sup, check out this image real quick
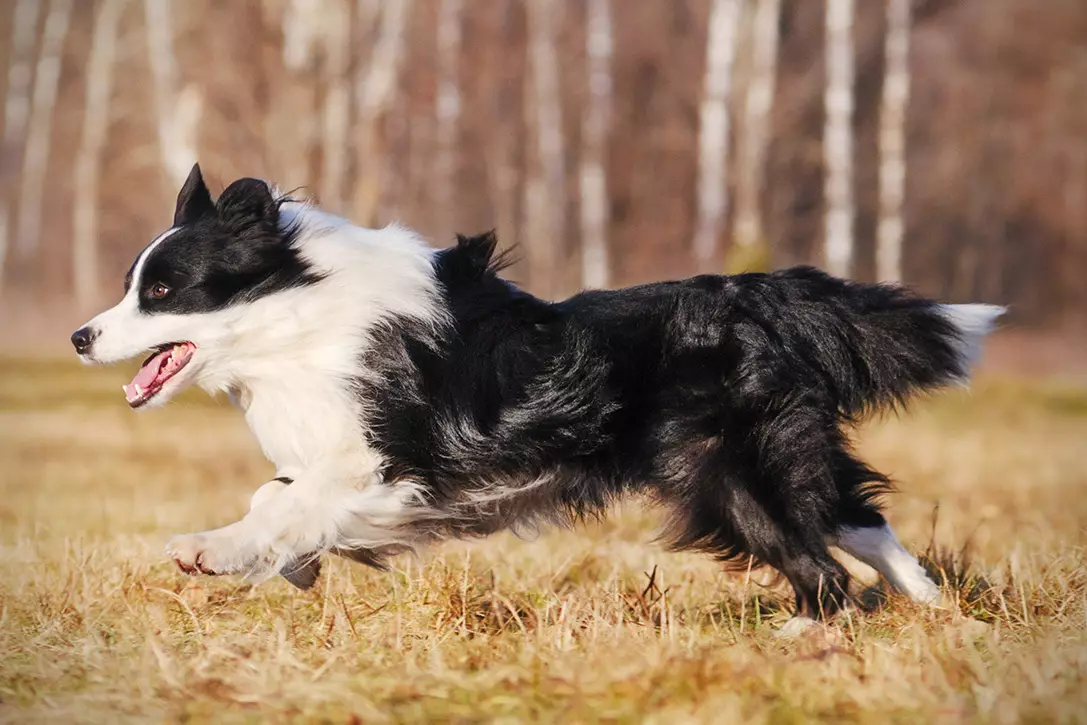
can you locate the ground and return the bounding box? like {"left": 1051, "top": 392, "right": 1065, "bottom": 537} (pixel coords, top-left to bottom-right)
{"left": 1, "top": 357, "right": 1086, "bottom": 724}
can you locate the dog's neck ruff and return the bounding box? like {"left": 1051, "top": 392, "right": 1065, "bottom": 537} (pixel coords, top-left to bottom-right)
{"left": 201, "top": 202, "right": 445, "bottom": 472}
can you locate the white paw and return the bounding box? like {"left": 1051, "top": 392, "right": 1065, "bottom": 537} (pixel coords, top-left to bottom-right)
{"left": 165, "top": 530, "right": 266, "bottom": 577}
{"left": 775, "top": 616, "right": 819, "bottom": 638}
{"left": 903, "top": 574, "right": 944, "bottom": 607}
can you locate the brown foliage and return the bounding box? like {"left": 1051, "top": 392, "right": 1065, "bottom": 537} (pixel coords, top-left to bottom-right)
{"left": 0, "top": 0, "right": 1083, "bottom": 328}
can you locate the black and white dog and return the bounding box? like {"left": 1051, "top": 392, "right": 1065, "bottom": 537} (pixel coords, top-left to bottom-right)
{"left": 72, "top": 165, "right": 1003, "bottom": 632}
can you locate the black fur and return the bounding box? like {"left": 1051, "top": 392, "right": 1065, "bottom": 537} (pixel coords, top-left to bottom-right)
{"left": 361, "top": 232, "right": 972, "bottom": 618}
{"left": 126, "top": 164, "right": 323, "bottom": 314}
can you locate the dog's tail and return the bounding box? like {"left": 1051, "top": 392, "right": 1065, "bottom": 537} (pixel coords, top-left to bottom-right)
{"left": 753, "top": 267, "right": 1006, "bottom": 418}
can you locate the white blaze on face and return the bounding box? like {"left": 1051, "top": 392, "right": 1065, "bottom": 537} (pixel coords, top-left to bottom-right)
{"left": 78, "top": 228, "right": 179, "bottom": 364}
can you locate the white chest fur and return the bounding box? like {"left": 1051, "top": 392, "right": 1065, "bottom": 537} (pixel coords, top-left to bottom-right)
{"left": 235, "top": 367, "right": 367, "bottom": 471}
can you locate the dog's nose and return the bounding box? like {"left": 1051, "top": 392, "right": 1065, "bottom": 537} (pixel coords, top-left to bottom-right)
{"left": 70, "top": 326, "right": 97, "bottom": 355}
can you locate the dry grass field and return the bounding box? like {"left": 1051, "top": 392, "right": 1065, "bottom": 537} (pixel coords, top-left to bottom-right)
{"left": 1, "top": 356, "right": 1086, "bottom": 724}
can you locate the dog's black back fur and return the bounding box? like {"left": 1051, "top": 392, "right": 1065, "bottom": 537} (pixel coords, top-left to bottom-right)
{"left": 362, "top": 232, "right": 967, "bottom": 617}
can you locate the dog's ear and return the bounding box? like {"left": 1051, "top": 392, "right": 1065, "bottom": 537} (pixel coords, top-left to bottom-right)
{"left": 454, "top": 231, "right": 501, "bottom": 278}
{"left": 216, "top": 177, "right": 280, "bottom": 238}
{"left": 174, "top": 163, "right": 215, "bottom": 226}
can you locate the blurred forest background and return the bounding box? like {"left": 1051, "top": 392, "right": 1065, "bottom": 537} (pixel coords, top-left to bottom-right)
{"left": 0, "top": 0, "right": 1085, "bottom": 349}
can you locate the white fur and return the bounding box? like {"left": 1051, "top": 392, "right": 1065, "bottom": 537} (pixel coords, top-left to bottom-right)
{"left": 836, "top": 524, "right": 942, "bottom": 605}
{"left": 939, "top": 303, "right": 1006, "bottom": 380}
{"left": 81, "top": 199, "right": 447, "bottom": 580}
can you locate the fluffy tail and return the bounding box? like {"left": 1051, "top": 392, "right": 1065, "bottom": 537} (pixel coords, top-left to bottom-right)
{"left": 938, "top": 303, "right": 1007, "bottom": 375}
{"left": 757, "top": 268, "right": 1006, "bottom": 418}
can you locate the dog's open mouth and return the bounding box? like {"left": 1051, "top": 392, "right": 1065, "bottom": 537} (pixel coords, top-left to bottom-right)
{"left": 123, "top": 342, "right": 196, "bottom": 408}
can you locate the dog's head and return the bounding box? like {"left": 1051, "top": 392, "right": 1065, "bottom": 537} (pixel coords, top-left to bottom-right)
{"left": 71, "top": 164, "right": 320, "bottom": 408}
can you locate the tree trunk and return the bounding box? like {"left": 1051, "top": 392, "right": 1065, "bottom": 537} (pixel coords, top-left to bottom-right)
{"left": 823, "top": 0, "right": 855, "bottom": 278}
{"left": 144, "top": 0, "right": 201, "bottom": 188}
{"left": 693, "top": 0, "right": 742, "bottom": 264}
{"left": 875, "top": 0, "right": 911, "bottom": 283}
{"left": 0, "top": 0, "right": 42, "bottom": 294}
{"left": 267, "top": 0, "right": 321, "bottom": 189}
{"left": 352, "top": 0, "right": 410, "bottom": 227}
{"left": 482, "top": 0, "right": 524, "bottom": 266}
{"left": 435, "top": 0, "right": 462, "bottom": 224}
{"left": 73, "top": 0, "right": 125, "bottom": 309}
{"left": 524, "top": 0, "right": 565, "bottom": 298}
{"left": 16, "top": 0, "right": 72, "bottom": 259}
{"left": 318, "top": 0, "right": 351, "bottom": 212}
{"left": 734, "top": 0, "right": 782, "bottom": 254}
{"left": 579, "top": 0, "right": 612, "bottom": 290}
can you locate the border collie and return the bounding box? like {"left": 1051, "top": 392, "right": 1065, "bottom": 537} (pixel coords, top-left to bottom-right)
{"left": 72, "top": 165, "right": 1004, "bottom": 633}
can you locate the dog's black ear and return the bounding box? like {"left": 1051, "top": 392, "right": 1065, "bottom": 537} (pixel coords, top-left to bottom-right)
{"left": 216, "top": 177, "right": 280, "bottom": 238}
{"left": 454, "top": 231, "right": 500, "bottom": 276}
{"left": 174, "top": 163, "right": 215, "bottom": 226}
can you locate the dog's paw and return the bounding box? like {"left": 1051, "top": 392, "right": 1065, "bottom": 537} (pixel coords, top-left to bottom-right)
{"left": 908, "top": 577, "right": 945, "bottom": 608}
{"left": 774, "top": 616, "right": 819, "bottom": 639}
{"left": 280, "top": 557, "right": 321, "bottom": 590}
{"left": 166, "top": 532, "right": 221, "bottom": 575}
{"left": 165, "top": 531, "right": 256, "bottom": 576}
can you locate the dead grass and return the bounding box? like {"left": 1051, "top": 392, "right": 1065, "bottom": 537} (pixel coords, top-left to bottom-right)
{"left": 1, "top": 358, "right": 1086, "bottom": 724}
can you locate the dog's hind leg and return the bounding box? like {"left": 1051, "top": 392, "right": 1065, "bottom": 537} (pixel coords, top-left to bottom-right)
{"left": 830, "top": 449, "right": 943, "bottom": 606}
{"left": 725, "top": 402, "right": 856, "bottom": 631}
{"left": 835, "top": 521, "right": 941, "bottom": 605}
{"left": 658, "top": 466, "right": 851, "bottom": 633}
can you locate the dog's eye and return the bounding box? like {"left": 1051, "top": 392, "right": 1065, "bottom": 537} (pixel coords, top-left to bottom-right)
{"left": 149, "top": 283, "right": 170, "bottom": 299}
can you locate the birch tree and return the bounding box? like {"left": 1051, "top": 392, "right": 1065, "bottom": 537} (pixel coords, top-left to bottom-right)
{"left": 318, "top": 0, "right": 351, "bottom": 212}
{"left": 16, "top": 0, "right": 72, "bottom": 259}
{"left": 73, "top": 0, "right": 125, "bottom": 308}
{"left": 734, "top": 0, "right": 782, "bottom": 255}
{"left": 145, "top": 0, "right": 201, "bottom": 187}
{"left": 693, "top": 0, "right": 742, "bottom": 264}
{"left": 0, "top": 0, "right": 42, "bottom": 292}
{"left": 482, "top": 0, "right": 523, "bottom": 260}
{"left": 823, "top": 0, "right": 855, "bottom": 278}
{"left": 352, "top": 0, "right": 411, "bottom": 226}
{"left": 579, "top": 0, "right": 613, "bottom": 289}
{"left": 876, "top": 0, "right": 911, "bottom": 283}
{"left": 524, "top": 0, "right": 565, "bottom": 296}
{"left": 435, "top": 0, "right": 463, "bottom": 221}
{"left": 268, "top": 0, "right": 322, "bottom": 189}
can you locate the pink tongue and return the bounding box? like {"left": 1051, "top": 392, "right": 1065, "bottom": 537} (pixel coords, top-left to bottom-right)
{"left": 124, "top": 349, "right": 172, "bottom": 401}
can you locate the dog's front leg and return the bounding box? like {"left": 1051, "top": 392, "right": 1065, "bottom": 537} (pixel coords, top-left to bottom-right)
{"left": 248, "top": 476, "right": 323, "bottom": 590}
{"left": 165, "top": 460, "right": 425, "bottom": 583}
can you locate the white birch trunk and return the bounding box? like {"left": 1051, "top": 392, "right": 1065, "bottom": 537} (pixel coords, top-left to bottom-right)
{"left": 356, "top": 0, "right": 381, "bottom": 29}
{"left": 434, "top": 0, "right": 462, "bottom": 220}
{"left": 352, "top": 0, "right": 410, "bottom": 225}
{"left": 734, "top": 0, "right": 782, "bottom": 251}
{"left": 876, "top": 0, "right": 911, "bottom": 283}
{"left": 823, "top": 0, "right": 855, "bottom": 278}
{"left": 15, "top": 0, "right": 72, "bottom": 258}
{"left": 145, "top": 0, "right": 201, "bottom": 188}
{"left": 0, "top": 0, "right": 42, "bottom": 292}
{"left": 282, "top": 0, "right": 321, "bottom": 71}
{"left": 73, "top": 0, "right": 125, "bottom": 308}
{"left": 525, "top": 0, "right": 565, "bottom": 297}
{"left": 579, "top": 0, "right": 612, "bottom": 289}
{"left": 482, "top": 0, "right": 521, "bottom": 259}
{"left": 693, "top": 0, "right": 742, "bottom": 263}
{"left": 318, "top": 0, "right": 351, "bottom": 211}
{"left": 274, "top": 0, "right": 323, "bottom": 187}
